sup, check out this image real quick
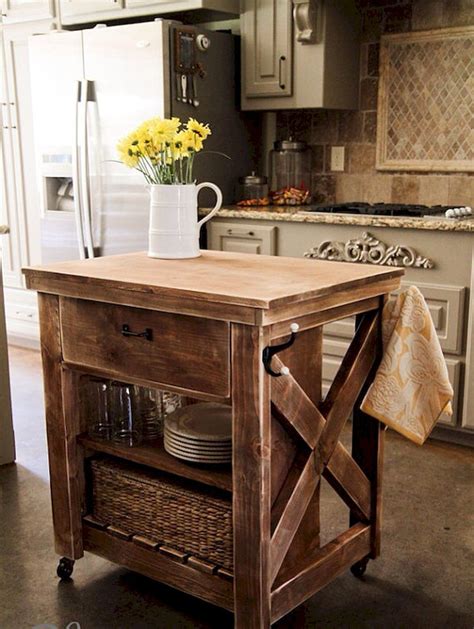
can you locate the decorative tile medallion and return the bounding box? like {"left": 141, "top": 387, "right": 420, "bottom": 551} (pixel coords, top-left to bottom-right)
{"left": 376, "top": 26, "right": 474, "bottom": 172}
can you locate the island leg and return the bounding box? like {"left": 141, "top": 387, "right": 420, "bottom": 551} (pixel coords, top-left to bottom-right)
{"left": 350, "top": 301, "right": 386, "bottom": 575}
{"left": 38, "top": 294, "right": 84, "bottom": 564}
{"left": 232, "top": 323, "right": 272, "bottom": 628}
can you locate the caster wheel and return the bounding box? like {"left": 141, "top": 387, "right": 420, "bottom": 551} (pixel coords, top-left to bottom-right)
{"left": 57, "top": 557, "right": 75, "bottom": 581}
{"left": 350, "top": 558, "right": 369, "bottom": 578}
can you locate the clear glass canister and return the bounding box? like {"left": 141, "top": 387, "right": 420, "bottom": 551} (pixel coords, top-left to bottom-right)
{"left": 236, "top": 172, "right": 269, "bottom": 206}
{"left": 270, "top": 139, "right": 312, "bottom": 205}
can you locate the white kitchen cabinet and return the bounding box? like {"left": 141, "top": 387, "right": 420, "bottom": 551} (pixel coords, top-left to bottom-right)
{"left": 0, "top": 252, "right": 15, "bottom": 465}
{"left": 124, "top": 0, "right": 164, "bottom": 5}
{"left": 0, "top": 0, "right": 54, "bottom": 23}
{"left": 0, "top": 30, "right": 23, "bottom": 291}
{"left": 0, "top": 19, "right": 53, "bottom": 345}
{"left": 241, "top": 0, "right": 293, "bottom": 98}
{"left": 58, "top": 0, "right": 122, "bottom": 20}
{"left": 59, "top": 0, "right": 239, "bottom": 23}
{"left": 208, "top": 221, "right": 277, "bottom": 255}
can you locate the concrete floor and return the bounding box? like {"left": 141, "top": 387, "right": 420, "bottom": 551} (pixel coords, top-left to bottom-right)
{"left": 1, "top": 346, "right": 473, "bottom": 629}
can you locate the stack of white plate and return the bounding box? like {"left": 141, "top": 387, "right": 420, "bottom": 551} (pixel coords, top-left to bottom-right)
{"left": 163, "top": 403, "right": 232, "bottom": 464}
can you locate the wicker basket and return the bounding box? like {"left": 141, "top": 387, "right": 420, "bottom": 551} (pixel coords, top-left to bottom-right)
{"left": 89, "top": 456, "right": 233, "bottom": 570}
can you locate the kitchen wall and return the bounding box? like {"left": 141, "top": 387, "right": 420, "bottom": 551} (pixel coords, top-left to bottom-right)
{"left": 276, "top": 0, "right": 474, "bottom": 205}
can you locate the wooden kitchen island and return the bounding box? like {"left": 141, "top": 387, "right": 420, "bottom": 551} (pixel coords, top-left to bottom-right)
{"left": 24, "top": 250, "right": 403, "bottom": 628}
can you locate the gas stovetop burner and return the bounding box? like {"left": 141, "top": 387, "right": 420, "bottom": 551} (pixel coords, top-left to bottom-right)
{"left": 303, "top": 202, "right": 472, "bottom": 218}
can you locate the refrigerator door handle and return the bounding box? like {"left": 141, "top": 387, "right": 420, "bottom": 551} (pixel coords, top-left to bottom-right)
{"left": 80, "top": 78, "right": 95, "bottom": 259}
{"left": 73, "top": 80, "right": 87, "bottom": 260}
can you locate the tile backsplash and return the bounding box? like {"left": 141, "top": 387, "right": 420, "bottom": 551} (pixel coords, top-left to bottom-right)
{"left": 275, "top": 0, "right": 474, "bottom": 206}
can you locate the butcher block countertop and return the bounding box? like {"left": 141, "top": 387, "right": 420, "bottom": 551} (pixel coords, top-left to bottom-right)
{"left": 23, "top": 250, "right": 403, "bottom": 325}
{"left": 199, "top": 206, "right": 474, "bottom": 232}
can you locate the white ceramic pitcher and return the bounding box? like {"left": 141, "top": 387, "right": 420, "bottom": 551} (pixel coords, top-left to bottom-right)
{"left": 148, "top": 183, "right": 223, "bottom": 259}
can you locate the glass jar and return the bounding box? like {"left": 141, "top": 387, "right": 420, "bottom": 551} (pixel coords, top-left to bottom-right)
{"left": 85, "top": 377, "right": 113, "bottom": 440}
{"left": 134, "top": 386, "right": 162, "bottom": 441}
{"left": 236, "top": 172, "right": 269, "bottom": 207}
{"left": 110, "top": 381, "right": 142, "bottom": 447}
{"left": 269, "top": 139, "right": 312, "bottom": 205}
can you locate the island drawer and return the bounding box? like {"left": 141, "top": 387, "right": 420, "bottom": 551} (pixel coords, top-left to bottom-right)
{"left": 60, "top": 297, "right": 230, "bottom": 397}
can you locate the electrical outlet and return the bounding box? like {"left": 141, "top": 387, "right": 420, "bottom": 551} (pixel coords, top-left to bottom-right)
{"left": 330, "top": 146, "right": 345, "bottom": 172}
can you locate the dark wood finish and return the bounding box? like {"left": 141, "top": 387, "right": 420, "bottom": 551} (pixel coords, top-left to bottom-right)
{"left": 271, "top": 524, "right": 371, "bottom": 623}
{"left": 74, "top": 366, "right": 229, "bottom": 404}
{"left": 269, "top": 297, "right": 379, "bottom": 339}
{"left": 260, "top": 278, "right": 400, "bottom": 326}
{"left": 83, "top": 524, "right": 234, "bottom": 612}
{"left": 232, "top": 324, "right": 272, "bottom": 628}
{"left": 24, "top": 250, "right": 404, "bottom": 325}
{"left": 351, "top": 305, "right": 386, "bottom": 559}
{"left": 107, "top": 525, "right": 132, "bottom": 540}
{"left": 159, "top": 546, "right": 189, "bottom": 563}
{"left": 271, "top": 327, "right": 322, "bottom": 582}
{"left": 270, "top": 452, "right": 319, "bottom": 584}
{"left": 271, "top": 363, "right": 372, "bottom": 521}
{"left": 82, "top": 514, "right": 107, "bottom": 530}
{"left": 60, "top": 368, "right": 86, "bottom": 557}
{"left": 60, "top": 297, "right": 230, "bottom": 398}
{"left": 29, "top": 250, "right": 402, "bottom": 628}
{"left": 271, "top": 368, "right": 326, "bottom": 448}
{"left": 38, "top": 294, "right": 84, "bottom": 560}
{"left": 217, "top": 567, "right": 234, "bottom": 581}
{"left": 187, "top": 556, "right": 218, "bottom": 575}
{"left": 78, "top": 434, "right": 232, "bottom": 493}
{"left": 132, "top": 535, "right": 161, "bottom": 551}
{"left": 318, "top": 311, "right": 378, "bottom": 464}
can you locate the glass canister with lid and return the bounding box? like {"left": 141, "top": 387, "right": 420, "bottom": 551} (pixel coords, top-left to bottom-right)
{"left": 269, "top": 139, "right": 312, "bottom": 205}
{"left": 236, "top": 172, "right": 269, "bottom": 207}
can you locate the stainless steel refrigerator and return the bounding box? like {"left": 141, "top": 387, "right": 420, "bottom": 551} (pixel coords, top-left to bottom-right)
{"left": 29, "top": 20, "right": 256, "bottom": 262}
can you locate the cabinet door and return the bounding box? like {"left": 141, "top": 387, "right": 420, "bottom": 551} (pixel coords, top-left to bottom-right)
{"left": 208, "top": 222, "right": 277, "bottom": 255}
{"left": 0, "top": 31, "right": 23, "bottom": 289}
{"left": 0, "top": 21, "right": 54, "bottom": 290}
{"left": 242, "top": 0, "right": 292, "bottom": 97}
{"left": 125, "top": 0, "right": 163, "bottom": 5}
{"left": 59, "top": 0, "right": 121, "bottom": 19}
{"left": 0, "top": 0, "right": 54, "bottom": 23}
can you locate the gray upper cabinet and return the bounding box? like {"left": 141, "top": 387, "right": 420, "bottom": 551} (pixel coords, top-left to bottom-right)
{"left": 242, "top": 0, "right": 361, "bottom": 110}
{"left": 241, "top": 0, "right": 293, "bottom": 98}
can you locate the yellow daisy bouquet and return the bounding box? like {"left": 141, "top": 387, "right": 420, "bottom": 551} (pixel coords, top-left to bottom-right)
{"left": 117, "top": 116, "right": 211, "bottom": 185}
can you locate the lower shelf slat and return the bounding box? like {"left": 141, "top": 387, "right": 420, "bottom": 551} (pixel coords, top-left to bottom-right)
{"left": 83, "top": 523, "right": 234, "bottom": 612}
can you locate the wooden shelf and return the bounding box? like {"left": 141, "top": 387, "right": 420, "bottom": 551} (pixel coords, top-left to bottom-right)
{"left": 83, "top": 522, "right": 234, "bottom": 612}
{"left": 78, "top": 434, "right": 232, "bottom": 493}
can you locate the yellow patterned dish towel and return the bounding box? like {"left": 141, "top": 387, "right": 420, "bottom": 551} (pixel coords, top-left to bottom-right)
{"left": 361, "top": 286, "right": 453, "bottom": 445}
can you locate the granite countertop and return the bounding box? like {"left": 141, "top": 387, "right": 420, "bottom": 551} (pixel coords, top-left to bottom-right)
{"left": 0, "top": 225, "right": 9, "bottom": 234}
{"left": 199, "top": 206, "right": 474, "bottom": 232}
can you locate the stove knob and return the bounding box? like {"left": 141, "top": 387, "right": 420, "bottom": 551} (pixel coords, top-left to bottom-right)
{"left": 196, "top": 35, "right": 211, "bottom": 51}
{"left": 454, "top": 207, "right": 463, "bottom": 217}
{"left": 465, "top": 206, "right": 472, "bottom": 215}
{"left": 445, "top": 208, "right": 455, "bottom": 218}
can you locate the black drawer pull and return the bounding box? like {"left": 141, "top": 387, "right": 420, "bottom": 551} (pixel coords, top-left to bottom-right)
{"left": 121, "top": 324, "right": 153, "bottom": 341}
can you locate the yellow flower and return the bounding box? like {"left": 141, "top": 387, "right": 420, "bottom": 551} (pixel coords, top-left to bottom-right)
{"left": 116, "top": 130, "right": 144, "bottom": 168}
{"left": 148, "top": 116, "right": 181, "bottom": 146}
{"left": 186, "top": 118, "right": 211, "bottom": 141}
{"left": 174, "top": 129, "right": 203, "bottom": 156}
